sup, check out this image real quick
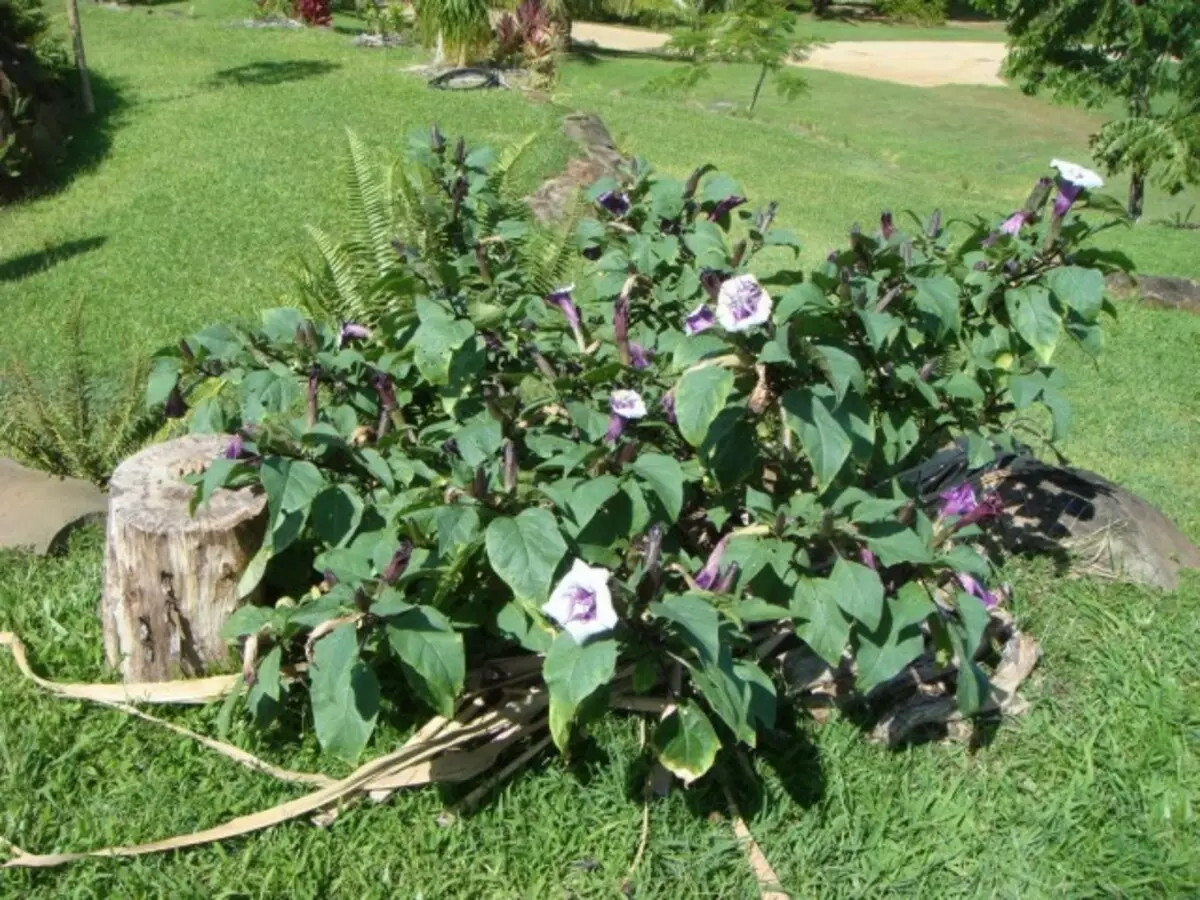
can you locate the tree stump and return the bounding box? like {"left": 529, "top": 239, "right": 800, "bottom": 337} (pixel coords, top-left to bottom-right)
{"left": 102, "top": 435, "right": 268, "bottom": 682}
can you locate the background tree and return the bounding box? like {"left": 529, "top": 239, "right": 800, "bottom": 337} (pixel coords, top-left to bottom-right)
{"left": 986, "top": 0, "right": 1200, "bottom": 219}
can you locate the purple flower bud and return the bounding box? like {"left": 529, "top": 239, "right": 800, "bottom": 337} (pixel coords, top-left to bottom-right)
{"left": 431, "top": 124, "right": 445, "bottom": 156}
{"left": 708, "top": 195, "right": 747, "bottom": 222}
{"left": 546, "top": 285, "right": 586, "bottom": 350}
{"left": 596, "top": 190, "right": 631, "bottom": 217}
{"left": 224, "top": 433, "right": 245, "bottom": 460}
{"left": 900, "top": 240, "right": 913, "bottom": 267}
{"left": 730, "top": 240, "right": 747, "bottom": 268}
{"left": 178, "top": 340, "right": 195, "bottom": 364}
{"left": 919, "top": 358, "right": 938, "bottom": 382}
{"left": 926, "top": 209, "right": 943, "bottom": 238}
{"left": 164, "top": 384, "right": 187, "bottom": 419}
{"left": 613, "top": 294, "right": 631, "bottom": 366}
{"left": 339, "top": 322, "right": 371, "bottom": 346}
{"left": 999, "top": 210, "right": 1030, "bottom": 236}
{"left": 755, "top": 201, "right": 779, "bottom": 234}
{"left": 1052, "top": 183, "right": 1083, "bottom": 219}
{"left": 661, "top": 391, "right": 676, "bottom": 424}
{"left": 683, "top": 164, "right": 714, "bottom": 200}
{"left": 956, "top": 571, "right": 999, "bottom": 609}
{"left": 643, "top": 523, "right": 664, "bottom": 574}
{"left": 442, "top": 438, "right": 459, "bottom": 457}
{"left": 604, "top": 413, "right": 627, "bottom": 443}
{"left": 685, "top": 304, "right": 716, "bottom": 335}
{"left": 582, "top": 245, "right": 602, "bottom": 261}
{"left": 880, "top": 210, "right": 896, "bottom": 240}
{"left": 382, "top": 539, "right": 413, "bottom": 585}
{"left": 471, "top": 466, "right": 489, "bottom": 500}
{"left": 713, "top": 562, "right": 740, "bottom": 594}
{"left": 321, "top": 569, "right": 338, "bottom": 589}
{"left": 695, "top": 535, "right": 730, "bottom": 590}
{"left": 453, "top": 136, "right": 466, "bottom": 166}
{"left": 859, "top": 547, "right": 878, "bottom": 570}
{"left": 699, "top": 268, "right": 724, "bottom": 301}
{"left": 629, "top": 342, "right": 653, "bottom": 370}
{"left": 616, "top": 439, "right": 639, "bottom": 467}
{"left": 1022, "top": 177, "right": 1053, "bottom": 216}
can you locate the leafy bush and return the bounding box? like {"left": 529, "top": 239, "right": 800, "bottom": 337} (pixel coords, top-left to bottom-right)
{"left": 492, "top": 0, "right": 559, "bottom": 86}
{"left": 364, "top": 0, "right": 413, "bottom": 38}
{"left": 877, "top": 0, "right": 948, "bottom": 24}
{"left": 415, "top": 0, "right": 492, "bottom": 65}
{"left": 149, "top": 129, "right": 1126, "bottom": 773}
{"left": 0, "top": 0, "right": 74, "bottom": 194}
{"left": 295, "top": 0, "right": 334, "bottom": 25}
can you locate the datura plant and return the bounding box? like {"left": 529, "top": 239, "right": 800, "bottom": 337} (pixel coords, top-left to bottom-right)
{"left": 148, "top": 131, "right": 1127, "bottom": 779}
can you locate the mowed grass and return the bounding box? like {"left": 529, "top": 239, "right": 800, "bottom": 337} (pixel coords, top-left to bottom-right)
{"left": 1, "top": 2, "right": 1198, "bottom": 896}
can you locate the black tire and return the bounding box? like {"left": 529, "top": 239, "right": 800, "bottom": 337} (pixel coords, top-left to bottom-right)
{"left": 428, "top": 68, "right": 502, "bottom": 90}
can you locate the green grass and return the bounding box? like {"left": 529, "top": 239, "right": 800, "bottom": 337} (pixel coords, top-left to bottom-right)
{"left": 1, "top": 2, "right": 1198, "bottom": 895}
{"left": 798, "top": 13, "right": 1006, "bottom": 43}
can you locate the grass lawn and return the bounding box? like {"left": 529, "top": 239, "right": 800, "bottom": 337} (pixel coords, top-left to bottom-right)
{"left": 1, "top": 2, "right": 1198, "bottom": 896}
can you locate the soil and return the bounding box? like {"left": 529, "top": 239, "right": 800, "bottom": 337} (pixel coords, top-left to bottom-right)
{"left": 570, "top": 22, "right": 1006, "bottom": 88}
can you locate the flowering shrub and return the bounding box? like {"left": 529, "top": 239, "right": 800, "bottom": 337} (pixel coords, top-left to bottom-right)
{"left": 294, "top": 0, "right": 332, "bottom": 26}
{"left": 491, "top": 0, "right": 558, "bottom": 87}
{"left": 148, "top": 132, "right": 1126, "bottom": 776}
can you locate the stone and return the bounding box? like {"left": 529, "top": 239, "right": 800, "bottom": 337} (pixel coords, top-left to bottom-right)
{"left": 1105, "top": 271, "right": 1200, "bottom": 314}
{"left": 526, "top": 112, "right": 632, "bottom": 225}
{"left": 0, "top": 457, "right": 108, "bottom": 555}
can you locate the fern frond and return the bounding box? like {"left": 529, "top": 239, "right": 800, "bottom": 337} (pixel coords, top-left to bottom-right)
{"left": 304, "top": 225, "right": 372, "bottom": 324}
{"left": 489, "top": 131, "right": 539, "bottom": 202}
{"left": 520, "top": 189, "right": 585, "bottom": 296}
{"left": 344, "top": 128, "right": 398, "bottom": 273}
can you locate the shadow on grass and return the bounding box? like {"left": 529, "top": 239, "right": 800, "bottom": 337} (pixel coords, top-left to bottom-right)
{"left": 207, "top": 60, "right": 342, "bottom": 88}
{"left": 0, "top": 236, "right": 108, "bottom": 283}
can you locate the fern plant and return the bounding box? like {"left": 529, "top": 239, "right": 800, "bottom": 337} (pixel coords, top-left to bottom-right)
{"left": 0, "top": 299, "right": 165, "bottom": 487}
{"left": 299, "top": 128, "right": 582, "bottom": 328}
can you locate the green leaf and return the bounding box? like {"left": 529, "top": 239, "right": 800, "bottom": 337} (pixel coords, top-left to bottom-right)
{"left": 485, "top": 508, "right": 567, "bottom": 602}
{"left": 675, "top": 365, "right": 735, "bottom": 447}
{"left": 1045, "top": 265, "right": 1104, "bottom": 322}
{"left": 941, "top": 373, "right": 985, "bottom": 405}
{"left": 411, "top": 298, "right": 475, "bottom": 385}
{"left": 863, "top": 522, "right": 934, "bottom": 567}
{"left": 496, "top": 600, "right": 553, "bottom": 653}
{"left": 261, "top": 458, "right": 327, "bottom": 518}
{"left": 652, "top": 702, "right": 720, "bottom": 786}
{"left": 909, "top": 275, "right": 961, "bottom": 336}
{"left": 246, "top": 645, "right": 282, "bottom": 728}
{"left": 543, "top": 634, "right": 619, "bottom": 751}
{"left": 813, "top": 344, "right": 866, "bottom": 403}
{"left": 651, "top": 593, "right": 720, "bottom": 667}
{"left": 857, "top": 308, "right": 900, "bottom": 351}
{"left": 386, "top": 606, "right": 465, "bottom": 718}
{"left": 220, "top": 605, "right": 276, "bottom": 641}
{"left": 567, "top": 475, "right": 621, "bottom": 530}
{"left": 456, "top": 418, "right": 504, "bottom": 468}
{"left": 689, "top": 646, "right": 758, "bottom": 746}
{"left": 853, "top": 583, "right": 934, "bottom": 692}
{"left": 309, "top": 623, "right": 379, "bottom": 761}
{"left": 828, "top": 557, "right": 885, "bottom": 631}
{"left": 629, "top": 453, "right": 686, "bottom": 523}
{"left": 359, "top": 448, "right": 395, "bottom": 490}
{"left": 1006, "top": 286, "right": 1061, "bottom": 365}
{"left": 781, "top": 386, "right": 851, "bottom": 488}
{"left": 791, "top": 578, "right": 850, "bottom": 666}
{"left": 314, "top": 545, "right": 376, "bottom": 584}
{"left": 775, "top": 282, "right": 831, "bottom": 323}
{"left": 566, "top": 400, "right": 611, "bottom": 444}
{"left": 260, "top": 307, "right": 306, "bottom": 344}
{"left": 956, "top": 590, "right": 991, "bottom": 660}
{"left": 434, "top": 505, "right": 482, "bottom": 557}
{"left": 146, "top": 358, "right": 180, "bottom": 408}
{"left": 312, "top": 485, "right": 363, "bottom": 548}
{"left": 939, "top": 543, "right": 990, "bottom": 577}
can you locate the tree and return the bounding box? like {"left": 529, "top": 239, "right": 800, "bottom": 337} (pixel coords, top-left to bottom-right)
{"left": 989, "top": 0, "right": 1200, "bottom": 219}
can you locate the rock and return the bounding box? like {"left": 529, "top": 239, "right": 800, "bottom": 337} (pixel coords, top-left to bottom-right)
{"left": 526, "top": 112, "right": 632, "bottom": 225}
{"left": 0, "top": 458, "right": 108, "bottom": 554}
{"left": 1105, "top": 272, "right": 1200, "bottom": 314}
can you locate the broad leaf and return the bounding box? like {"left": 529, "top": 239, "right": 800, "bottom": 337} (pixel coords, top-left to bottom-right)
{"left": 828, "top": 557, "right": 885, "bottom": 631}
{"left": 1046, "top": 265, "right": 1104, "bottom": 322}
{"left": 434, "top": 505, "right": 482, "bottom": 557}
{"left": 485, "top": 508, "right": 567, "bottom": 602}
{"left": 813, "top": 344, "right": 866, "bottom": 403}
{"left": 543, "top": 634, "right": 619, "bottom": 751}
{"left": 386, "top": 606, "right": 465, "bottom": 718}
{"left": 1006, "top": 286, "right": 1061, "bottom": 365}
{"left": 650, "top": 594, "right": 720, "bottom": 666}
{"left": 246, "top": 645, "right": 282, "bottom": 728}
{"left": 863, "top": 522, "right": 934, "bottom": 567}
{"left": 909, "top": 275, "right": 961, "bottom": 335}
{"left": 791, "top": 578, "right": 851, "bottom": 666}
{"left": 312, "top": 484, "right": 363, "bottom": 548}
{"left": 675, "top": 365, "right": 736, "bottom": 448}
{"left": 652, "top": 702, "right": 720, "bottom": 786}
{"left": 309, "top": 623, "right": 379, "bottom": 761}
{"left": 781, "top": 386, "right": 852, "bottom": 488}
{"left": 853, "top": 583, "right": 934, "bottom": 692}
{"left": 567, "top": 475, "right": 621, "bottom": 530}
{"left": 629, "top": 453, "right": 686, "bottom": 523}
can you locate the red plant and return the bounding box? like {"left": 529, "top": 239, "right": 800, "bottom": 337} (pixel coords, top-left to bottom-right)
{"left": 494, "top": 13, "right": 524, "bottom": 61}
{"left": 294, "top": 0, "right": 332, "bottom": 26}
{"left": 514, "top": 0, "right": 549, "bottom": 41}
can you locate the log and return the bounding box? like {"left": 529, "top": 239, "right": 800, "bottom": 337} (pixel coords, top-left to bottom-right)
{"left": 102, "top": 435, "right": 267, "bottom": 682}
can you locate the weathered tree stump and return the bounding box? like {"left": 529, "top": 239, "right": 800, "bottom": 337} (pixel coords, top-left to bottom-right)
{"left": 102, "top": 435, "right": 267, "bottom": 682}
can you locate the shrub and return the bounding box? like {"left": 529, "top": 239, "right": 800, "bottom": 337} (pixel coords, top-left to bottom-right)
{"left": 149, "top": 129, "right": 1127, "bottom": 771}
{"left": 364, "top": 0, "right": 413, "bottom": 37}
{"left": 877, "top": 0, "right": 948, "bottom": 25}
{"left": 295, "top": 0, "right": 333, "bottom": 25}
{"left": 0, "top": 0, "right": 74, "bottom": 195}
{"left": 492, "top": 0, "right": 559, "bottom": 86}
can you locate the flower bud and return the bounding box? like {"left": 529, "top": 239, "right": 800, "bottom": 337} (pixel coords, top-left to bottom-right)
{"left": 164, "top": 383, "right": 187, "bottom": 419}
{"left": 431, "top": 124, "right": 446, "bottom": 156}
{"left": 503, "top": 439, "right": 517, "bottom": 492}
{"left": 382, "top": 539, "right": 413, "bottom": 585}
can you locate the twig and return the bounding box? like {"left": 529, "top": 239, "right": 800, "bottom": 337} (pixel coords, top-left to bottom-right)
{"left": 720, "top": 776, "right": 787, "bottom": 900}
{"left": 453, "top": 729, "right": 551, "bottom": 815}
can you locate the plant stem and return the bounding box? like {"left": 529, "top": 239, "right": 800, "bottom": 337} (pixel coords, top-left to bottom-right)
{"left": 748, "top": 64, "right": 768, "bottom": 114}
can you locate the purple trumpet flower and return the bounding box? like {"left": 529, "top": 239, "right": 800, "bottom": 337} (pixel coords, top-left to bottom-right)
{"left": 339, "top": 322, "right": 371, "bottom": 347}
{"left": 880, "top": 210, "right": 896, "bottom": 240}
{"left": 685, "top": 304, "right": 716, "bottom": 335}
{"left": 695, "top": 535, "right": 731, "bottom": 590}
{"left": 546, "top": 284, "right": 586, "bottom": 351}
{"left": 596, "top": 190, "right": 631, "bottom": 217}
{"left": 224, "top": 433, "right": 246, "bottom": 460}
{"left": 708, "top": 195, "right": 747, "bottom": 222}
{"left": 1050, "top": 159, "right": 1104, "bottom": 220}
{"left": 630, "top": 342, "right": 652, "bottom": 370}
{"left": 938, "top": 482, "right": 1003, "bottom": 528}
{"left": 716, "top": 274, "right": 772, "bottom": 332}
{"left": 983, "top": 210, "right": 1031, "bottom": 248}
{"left": 605, "top": 390, "right": 647, "bottom": 443}
{"left": 956, "top": 572, "right": 999, "bottom": 609}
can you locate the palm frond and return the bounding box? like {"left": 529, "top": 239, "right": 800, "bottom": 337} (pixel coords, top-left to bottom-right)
{"left": 1091, "top": 115, "right": 1200, "bottom": 194}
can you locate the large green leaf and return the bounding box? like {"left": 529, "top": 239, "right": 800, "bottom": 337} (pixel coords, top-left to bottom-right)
{"left": 246, "top": 645, "right": 282, "bottom": 728}
{"left": 1045, "top": 265, "right": 1104, "bottom": 322}
{"left": 311, "top": 484, "right": 363, "bottom": 548}
{"left": 689, "top": 646, "right": 758, "bottom": 746}
{"left": 629, "top": 453, "right": 686, "bottom": 523}
{"left": 411, "top": 298, "right": 475, "bottom": 385}
{"left": 309, "top": 623, "right": 379, "bottom": 761}
{"left": 813, "top": 344, "right": 866, "bottom": 403}
{"left": 828, "top": 557, "right": 885, "bottom": 631}
{"left": 485, "top": 508, "right": 567, "bottom": 602}
{"left": 543, "top": 633, "right": 619, "bottom": 751}
{"left": 434, "top": 505, "right": 482, "bottom": 557}
{"left": 675, "top": 365, "right": 735, "bottom": 448}
{"left": 567, "top": 475, "right": 621, "bottom": 530}
{"left": 863, "top": 522, "right": 934, "bottom": 567}
{"left": 386, "top": 606, "right": 465, "bottom": 718}
{"left": 791, "top": 577, "right": 851, "bottom": 666}
{"left": 1006, "top": 286, "right": 1061, "bottom": 365}
{"left": 853, "top": 583, "right": 934, "bottom": 692}
{"left": 909, "top": 275, "right": 961, "bottom": 335}
{"left": 260, "top": 458, "right": 326, "bottom": 556}
{"left": 652, "top": 702, "right": 720, "bottom": 786}
{"left": 781, "top": 386, "right": 851, "bottom": 488}
{"left": 650, "top": 593, "right": 720, "bottom": 667}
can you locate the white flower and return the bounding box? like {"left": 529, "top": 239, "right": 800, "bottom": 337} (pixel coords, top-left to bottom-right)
{"left": 1050, "top": 159, "right": 1104, "bottom": 190}
{"left": 716, "top": 274, "right": 773, "bottom": 332}
{"left": 610, "top": 389, "right": 647, "bottom": 419}
{"left": 542, "top": 559, "right": 617, "bottom": 643}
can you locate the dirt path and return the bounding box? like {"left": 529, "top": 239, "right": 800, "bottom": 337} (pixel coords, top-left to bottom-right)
{"left": 571, "top": 22, "right": 1006, "bottom": 88}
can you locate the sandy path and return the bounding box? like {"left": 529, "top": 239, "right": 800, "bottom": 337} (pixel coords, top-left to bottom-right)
{"left": 571, "top": 22, "right": 1006, "bottom": 88}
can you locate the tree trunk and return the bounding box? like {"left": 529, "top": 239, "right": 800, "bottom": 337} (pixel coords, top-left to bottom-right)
{"left": 102, "top": 435, "right": 268, "bottom": 683}
{"left": 65, "top": 0, "right": 94, "bottom": 115}
{"left": 1128, "top": 167, "right": 1146, "bottom": 220}
{"left": 748, "top": 64, "right": 769, "bottom": 113}
{"left": 433, "top": 29, "right": 445, "bottom": 67}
